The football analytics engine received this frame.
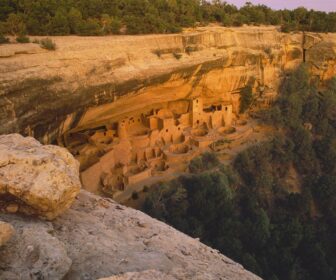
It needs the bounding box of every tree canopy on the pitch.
[0,1,336,37]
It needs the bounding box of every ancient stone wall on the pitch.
[78,97,234,196]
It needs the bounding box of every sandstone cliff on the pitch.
[1,26,335,143]
[1,27,334,280]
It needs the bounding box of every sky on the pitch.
[225,0,336,12]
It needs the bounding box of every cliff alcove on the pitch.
[0,26,335,202]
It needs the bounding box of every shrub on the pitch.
[68,7,83,34]
[0,34,9,44]
[259,106,283,126]
[232,13,246,27]
[239,85,253,113]
[153,49,162,58]
[5,13,26,36]
[281,22,296,33]
[167,25,182,33]
[201,152,220,169]
[189,152,220,173]
[132,191,139,200]
[77,19,102,36]
[48,8,70,35]
[185,46,196,55]
[101,14,122,35]
[173,52,182,60]
[189,157,203,173]
[291,48,302,59]
[185,46,198,55]
[143,186,149,192]
[16,35,30,43]
[264,47,272,56]
[40,38,56,50]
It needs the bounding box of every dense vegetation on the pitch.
[0,1,336,38]
[143,65,336,279]
[239,85,254,113]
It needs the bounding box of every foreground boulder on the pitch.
[0,134,81,220]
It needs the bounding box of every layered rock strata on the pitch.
[1,27,335,144]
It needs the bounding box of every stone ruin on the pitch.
[64,97,236,197]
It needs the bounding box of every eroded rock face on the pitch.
[0,219,72,280]
[0,190,261,280]
[0,134,81,220]
[0,221,14,246]
[1,27,335,143]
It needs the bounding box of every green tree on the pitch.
[293,7,309,30]
[48,8,70,35]
[5,13,26,35]
[232,13,247,27]
[0,0,15,21]
[77,18,102,36]
[242,253,262,275]
[239,85,253,113]
[100,14,121,34]
[68,7,83,34]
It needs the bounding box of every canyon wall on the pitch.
[1,26,335,144]
[2,26,335,198]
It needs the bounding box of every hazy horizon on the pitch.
[225,0,336,12]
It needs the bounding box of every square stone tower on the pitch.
[190,97,203,128]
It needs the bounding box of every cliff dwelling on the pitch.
[64,97,240,198]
